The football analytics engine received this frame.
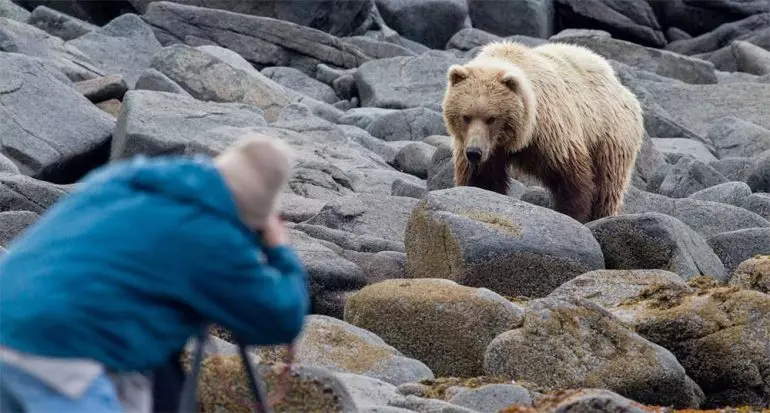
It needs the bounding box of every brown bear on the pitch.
[442,40,644,224]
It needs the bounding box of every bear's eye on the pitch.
[486,117,495,125]
[462,116,471,124]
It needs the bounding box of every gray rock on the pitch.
[291,223,404,254]
[375,0,468,50]
[366,107,447,142]
[67,14,162,88]
[405,186,605,297]
[553,0,666,47]
[531,389,663,413]
[520,186,553,209]
[341,250,406,284]
[335,372,404,410]
[467,0,553,38]
[688,181,752,208]
[110,90,267,160]
[0,0,29,22]
[651,138,717,164]
[587,212,727,282]
[280,193,327,223]
[0,16,103,81]
[355,50,465,110]
[149,44,293,121]
[730,255,770,294]
[391,178,427,199]
[658,156,728,198]
[338,107,399,130]
[732,40,770,75]
[304,194,418,244]
[706,116,770,159]
[445,28,501,51]
[339,124,399,164]
[448,384,533,412]
[0,52,115,175]
[0,210,38,246]
[745,192,770,220]
[484,296,702,408]
[27,5,97,41]
[134,68,191,96]
[710,157,754,182]
[393,142,435,179]
[131,0,375,38]
[0,172,68,214]
[195,44,258,74]
[262,66,339,104]
[141,1,370,68]
[345,278,525,377]
[547,269,691,321]
[275,315,434,386]
[667,27,692,42]
[342,36,416,59]
[707,228,770,277]
[0,154,20,174]
[555,35,716,84]
[422,135,451,148]
[747,150,770,192]
[389,395,480,413]
[645,163,673,193]
[74,74,128,103]
[631,133,668,189]
[665,13,770,56]
[621,186,770,238]
[426,143,455,191]
[638,78,770,137]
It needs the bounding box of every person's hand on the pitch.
[263,214,289,247]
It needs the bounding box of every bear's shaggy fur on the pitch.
[442,41,644,223]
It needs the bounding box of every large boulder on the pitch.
[0,52,115,176]
[344,278,525,377]
[708,229,770,277]
[484,296,704,408]
[553,0,666,47]
[730,255,770,294]
[375,0,468,50]
[404,187,605,298]
[466,0,554,38]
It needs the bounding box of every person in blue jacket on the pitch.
[0,132,310,412]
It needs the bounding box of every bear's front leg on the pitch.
[548,162,595,224]
[453,148,510,195]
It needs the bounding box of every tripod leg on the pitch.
[238,346,270,413]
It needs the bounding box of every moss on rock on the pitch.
[730,255,770,294]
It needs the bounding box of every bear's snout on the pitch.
[465,147,483,164]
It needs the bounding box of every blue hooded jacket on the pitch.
[0,155,310,373]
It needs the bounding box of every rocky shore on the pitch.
[1,0,769,411]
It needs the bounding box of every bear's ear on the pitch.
[447,65,469,86]
[500,71,522,93]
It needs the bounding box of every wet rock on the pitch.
[67,14,162,88]
[262,66,339,104]
[730,255,770,294]
[344,278,525,377]
[707,228,770,277]
[747,150,770,192]
[745,192,770,220]
[448,384,533,412]
[630,282,770,408]
[110,90,267,160]
[688,181,752,208]
[0,210,39,246]
[555,35,715,84]
[587,212,727,283]
[74,74,128,103]
[0,52,115,176]
[621,186,770,237]
[657,156,728,198]
[375,0,468,50]
[484,296,703,408]
[355,51,465,110]
[651,138,717,164]
[27,5,97,41]
[553,0,666,47]
[706,116,770,159]
[141,1,369,69]
[259,315,433,386]
[405,186,605,298]
[366,107,447,142]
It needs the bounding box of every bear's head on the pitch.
[442,61,536,166]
